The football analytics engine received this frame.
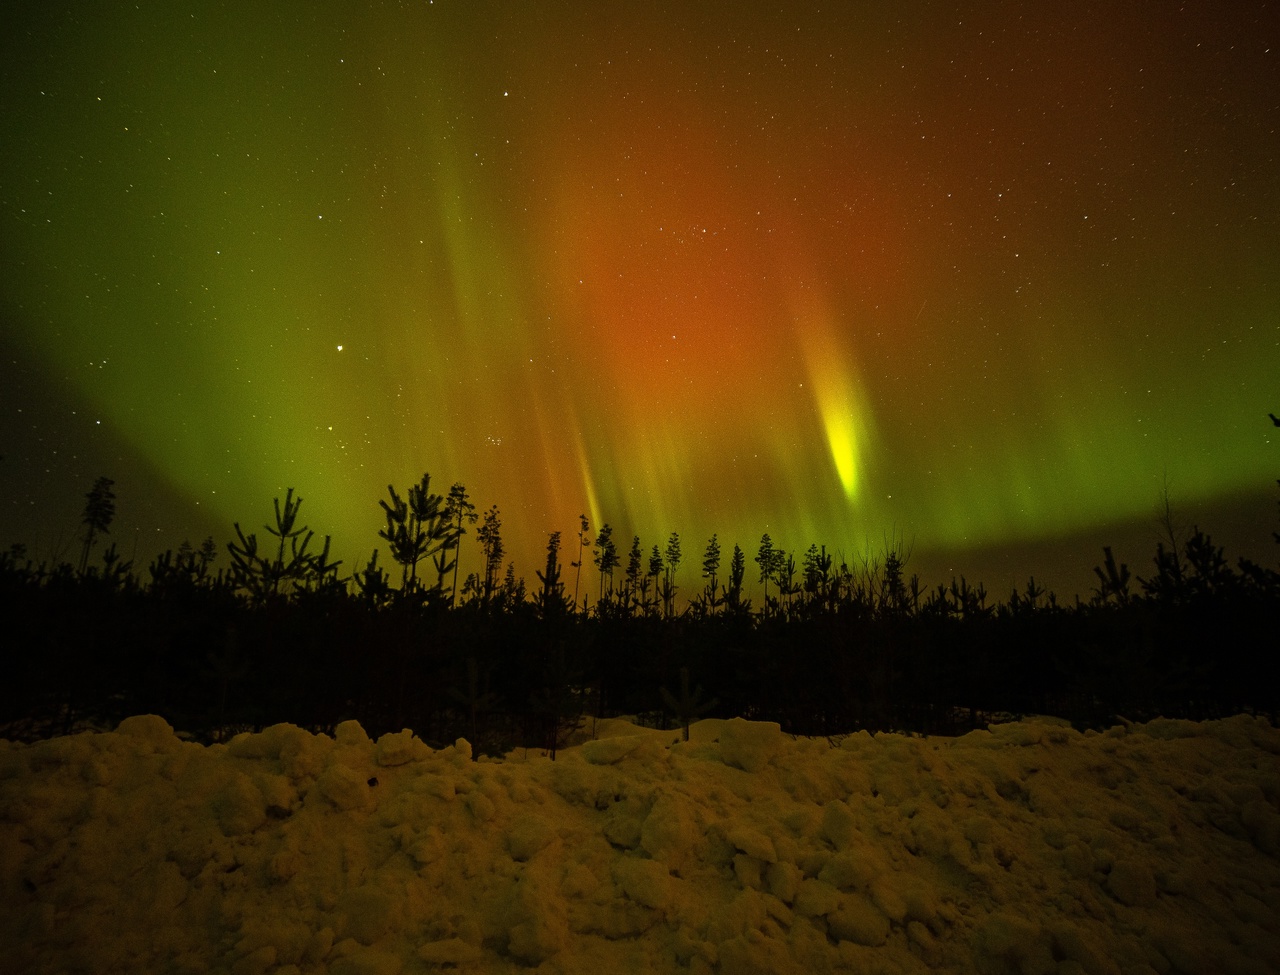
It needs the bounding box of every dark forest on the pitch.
[3,462,1277,755]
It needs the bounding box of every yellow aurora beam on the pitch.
[798,308,874,504]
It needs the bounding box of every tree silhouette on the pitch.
[445,483,478,606]
[379,473,453,595]
[227,487,331,600]
[1092,546,1132,607]
[78,476,116,574]
[724,543,748,612]
[476,505,505,603]
[1271,411,1279,544]
[802,543,833,609]
[701,534,721,605]
[7,452,1280,745]
[353,549,392,608]
[304,535,344,594]
[535,530,569,617]
[877,545,911,617]
[662,532,682,618]
[152,537,217,589]
[647,544,664,616]
[195,536,218,579]
[379,486,422,590]
[593,523,619,603]
[498,562,526,611]
[624,535,643,608]
[755,533,776,610]
[778,550,799,615]
[263,487,310,589]
[570,514,590,613]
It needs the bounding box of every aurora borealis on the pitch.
[1,1,1277,597]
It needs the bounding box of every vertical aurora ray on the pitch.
[795,301,875,505]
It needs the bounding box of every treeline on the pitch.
[0,472,1277,750]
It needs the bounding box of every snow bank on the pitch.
[3,712,1279,974]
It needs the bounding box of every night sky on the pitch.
[2,1,1277,599]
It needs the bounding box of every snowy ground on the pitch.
[2,713,1279,975]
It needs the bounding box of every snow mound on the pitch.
[3,714,1279,974]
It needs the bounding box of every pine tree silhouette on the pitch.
[571,514,590,613]
[379,473,453,595]
[227,487,329,600]
[476,505,505,603]
[778,550,799,615]
[802,543,833,609]
[1092,546,1132,606]
[78,476,116,574]
[755,533,776,610]
[624,535,643,609]
[535,531,569,617]
[593,523,619,604]
[499,562,526,611]
[662,531,682,618]
[724,543,748,613]
[378,485,420,590]
[444,483,478,606]
[701,534,722,609]
[879,548,910,617]
[647,544,664,617]
[1271,412,1279,544]
[354,549,392,608]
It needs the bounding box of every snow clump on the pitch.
[2,713,1279,974]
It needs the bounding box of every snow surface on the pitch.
[3,713,1279,975]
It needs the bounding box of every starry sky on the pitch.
[1,0,1277,599]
